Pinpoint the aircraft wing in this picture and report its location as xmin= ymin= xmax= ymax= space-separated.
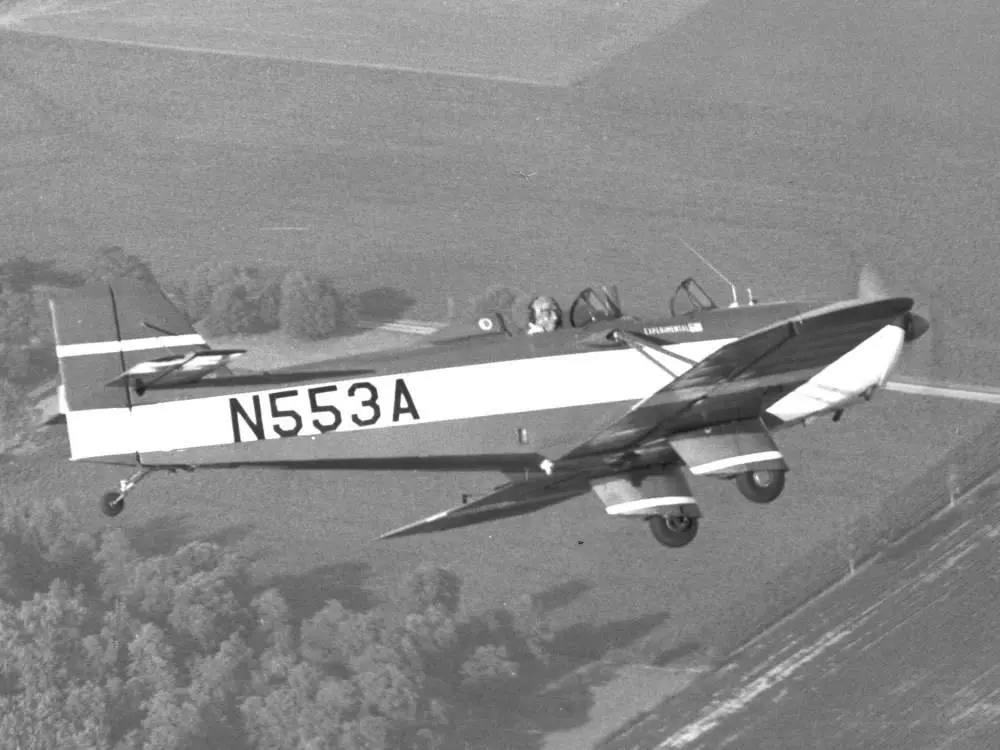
xmin=544 ymin=296 xmax=915 ymax=464
xmin=382 ymin=298 xmax=914 ymax=539
xmin=379 ymin=471 xmax=597 ymax=539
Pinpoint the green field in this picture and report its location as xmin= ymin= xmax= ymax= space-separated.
xmin=3 ymin=0 xmax=1000 ymax=742
xmin=3 ymin=0 xmax=712 ymax=85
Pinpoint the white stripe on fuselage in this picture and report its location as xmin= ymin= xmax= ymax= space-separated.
xmin=57 ymin=334 xmax=207 ymax=357
xmin=64 ymin=339 xmax=737 ymax=460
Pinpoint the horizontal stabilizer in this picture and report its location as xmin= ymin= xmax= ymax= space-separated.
xmin=669 ymin=419 xmax=786 ymax=477
xmin=105 ymin=349 xmax=247 ymax=390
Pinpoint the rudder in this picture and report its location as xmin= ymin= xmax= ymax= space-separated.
xmin=49 ymin=278 xmax=207 ymax=460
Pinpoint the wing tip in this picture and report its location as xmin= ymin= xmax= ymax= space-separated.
xmin=378 ymin=509 xmax=452 ymax=540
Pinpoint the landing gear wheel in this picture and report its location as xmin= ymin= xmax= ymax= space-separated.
xmin=735 ymin=469 xmax=786 ymax=504
xmin=648 ymin=514 xmax=699 ymax=548
xmin=100 ymin=491 xmax=125 ymax=518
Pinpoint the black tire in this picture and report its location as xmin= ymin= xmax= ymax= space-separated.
xmin=100 ymin=491 xmax=125 ymax=518
xmin=735 ymin=469 xmax=786 ymax=504
xmin=648 ymin=515 xmax=699 ymax=548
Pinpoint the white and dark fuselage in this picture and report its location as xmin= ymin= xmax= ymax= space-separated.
xmin=54 ymin=296 xmax=909 ymax=472
xmin=48 ymin=278 xmax=924 ymax=543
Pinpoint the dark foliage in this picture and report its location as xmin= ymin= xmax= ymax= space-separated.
xmin=0 ymin=257 xmax=83 ymax=294
xmin=355 ymin=287 xmax=416 ymax=322
xmin=0 ymin=500 xmax=559 ymax=749
xmin=176 ymin=263 xmax=283 ymax=336
xmin=279 ymin=271 xmax=343 ymax=340
xmin=82 ymin=245 xmax=161 ymax=289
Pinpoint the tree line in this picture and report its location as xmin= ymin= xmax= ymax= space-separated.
xmin=0 ymin=491 xmax=556 ymax=749
xmin=0 ymin=247 xmax=570 ymax=748
xmin=0 ymin=246 xmax=356 ymax=444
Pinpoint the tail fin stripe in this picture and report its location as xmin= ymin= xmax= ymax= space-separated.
xmin=56 ymin=333 xmax=206 ymax=358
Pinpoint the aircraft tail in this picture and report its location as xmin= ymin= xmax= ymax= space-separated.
xmin=49 ymin=278 xmax=208 ymax=459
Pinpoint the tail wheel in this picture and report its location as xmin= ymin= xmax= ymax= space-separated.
xmin=735 ymin=468 xmax=786 ymax=504
xmin=100 ymin=492 xmax=125 ymax=518
xmin=648 ymin=514 xmax=699 ymax=548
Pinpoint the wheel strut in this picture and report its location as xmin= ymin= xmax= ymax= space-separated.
xmin=100 ymin=462 xmax=194 ymax=518
xmin=119 ymin=465 xmax=153 ymax=496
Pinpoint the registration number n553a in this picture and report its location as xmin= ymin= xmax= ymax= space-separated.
xmin=228 ymin=378 xmax=420 ymax=442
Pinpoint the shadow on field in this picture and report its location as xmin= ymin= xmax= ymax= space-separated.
xmin=263 ymin=560 xmax=377 ymax=619
xmin=124 ymin=512 xmax=255 ymax=558
xmin=447 ymin=577 xmax=671 ymax=750
xmin=878 ymin=504 xmax=971 ymax=564
xmin=549 ymin=611 xmax=671 ymax=662
xmin=0 ymin=256 xmax=84 ymax=291
xmin=355 ymin=286 xmax=416 ymax=322
xmin=651 ymin=639 xmax=704 ymax=667
xmin=535 ymin=578 xmax=593 ymax=613
xmin=123 ymin=512 xmax=377 ymax=616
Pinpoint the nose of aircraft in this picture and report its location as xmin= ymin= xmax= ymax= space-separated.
xmin=903 ymin=311 xmax=930 ymax=342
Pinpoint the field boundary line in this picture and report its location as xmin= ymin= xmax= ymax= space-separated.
xmin=6 ymin=26 xmax=562 ymax=87
xmin=724 ymin=467 xmax=1000 ymax=663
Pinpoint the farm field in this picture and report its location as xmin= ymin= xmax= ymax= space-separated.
xmin=2 ymin=0 xmax=713 ymax=85
xmin=2 ymin=0 xmax=999 ymax=743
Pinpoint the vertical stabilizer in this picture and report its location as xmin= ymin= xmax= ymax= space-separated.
xmin=49 ymin=279 xmax=207 ymax=460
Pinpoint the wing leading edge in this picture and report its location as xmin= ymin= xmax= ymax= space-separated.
xmin=543 ymin=296 xmax=914 ymax=463
xmin=381 ymin=297 xmax=912 ymax=540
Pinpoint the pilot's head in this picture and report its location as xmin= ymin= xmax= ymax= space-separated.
xmin=529 ymin=295 xmax=562 ymax=334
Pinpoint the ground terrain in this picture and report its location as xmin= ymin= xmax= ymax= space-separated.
xmin=2 ymin=0 xmax=999 ymax=744
xmin=602 ymin=476 xmax=1000 ymax=750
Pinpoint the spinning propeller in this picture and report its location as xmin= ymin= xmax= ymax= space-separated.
xmin=857 ymin=264 xmax=931 ymax=344
xmin=858 ymin=265 xmax=1000 ymax=405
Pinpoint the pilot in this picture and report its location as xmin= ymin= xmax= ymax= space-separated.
xmin=526 ymin=295 xmax=563 ymax=335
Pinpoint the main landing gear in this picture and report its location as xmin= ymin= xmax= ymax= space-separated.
xmin=100 ymin=463 xmax=194 ymax=518
xmin=735 ymin=468 xmax=786 ymax=504
xmin=647 ymin=514 xmax=699 ymax=548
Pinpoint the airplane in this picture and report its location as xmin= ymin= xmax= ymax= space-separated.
xmin=43 ymin=256 xmax=993 ymax=550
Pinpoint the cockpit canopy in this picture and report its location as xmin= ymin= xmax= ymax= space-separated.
xmin=568 ymin=285 xmax=623 ymax=328
xmin=669 ymin=277 xmax=719 ymax=317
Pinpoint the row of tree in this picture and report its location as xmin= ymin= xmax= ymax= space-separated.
xmin=0 ymin=246 xmax=536 ymax=442
xmin=87 ymin=245 xmax=348 ymax=340
xmin=0 ymin=245 xmax=349 ymax=345
xmin=0 ymin=248 xmax=573 ymax=748
xmin=0 ymin=246 xmax=355 ymax=441
xmin=0 ymin=493 xmax=555 ymax=749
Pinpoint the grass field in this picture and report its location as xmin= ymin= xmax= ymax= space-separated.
xmin=2 ymin=7 xmax=998 ymax=385
xmin=3 ymin=0 xmax=712 ymax=85
xmin=3 ymin=0 xmax=1000 ymax=742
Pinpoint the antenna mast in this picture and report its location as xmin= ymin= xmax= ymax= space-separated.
xmin=679 ymin=239 xmax=740 ymax=307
